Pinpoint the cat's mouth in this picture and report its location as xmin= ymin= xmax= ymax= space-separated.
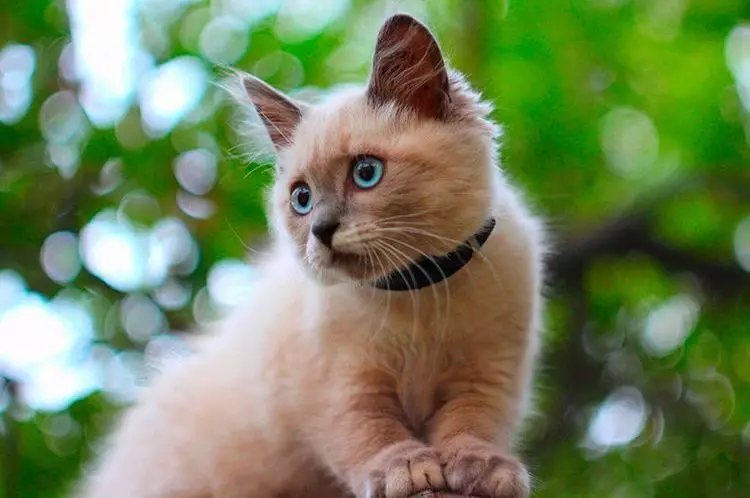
xmin=329 ymin=250 xmax=363 ymax=267
xmin=321 ymin=248 xmax=382 ymax=281
xmin=319 ymin=217 xmax=497 ymax=289
xmin=313 ymin=239 xmax=421 ymax=283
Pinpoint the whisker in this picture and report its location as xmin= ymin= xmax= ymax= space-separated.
xmin=371 ymin=224 xmax=505 ymax=289
xmin=225 ymin=217 xmax=272 ymax=257
xmin=374 ymin=239 xmax=441 ymax=345
xmin=378 ymin=235 xmax=451 ymax=342
xmin=368 ymin=243 xmax=393 ymax=339
xmin=362 ymin=246 xmax=383 ymax=324
xmin=371 ymin=240 xmax=420 ymax=340
xmin=243 ymin=162 xmax=272 ymax=180
xmin=374 ymin=211 xmax=436 ymax=224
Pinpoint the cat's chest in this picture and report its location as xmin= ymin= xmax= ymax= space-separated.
xmin=394 ymin=359 xmax=436 ymax=433
xmin=376 ymin=307 xmax=482 ymax=432
xmin=390 ymin=343 xmax=456 ymax=434
xmin=331 ymin=289 xmax=496 ymax=431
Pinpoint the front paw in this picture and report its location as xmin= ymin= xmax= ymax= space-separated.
xmin=357 ymin=441 xmax=446 ymax=498
xmin=440 ymin=440 xmax=530 ymax=498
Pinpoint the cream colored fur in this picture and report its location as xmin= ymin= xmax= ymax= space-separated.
xmin=78 ymin=14 xmax=545 ymax=498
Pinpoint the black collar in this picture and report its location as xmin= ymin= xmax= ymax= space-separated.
xmin=372 ymin=217 xmax=496 ymax=291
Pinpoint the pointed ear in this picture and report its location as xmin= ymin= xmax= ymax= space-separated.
xmin=243 ymin=75 xmax=306 ymax=149
xmin=367 ymin=14 xmax=450 ymax=120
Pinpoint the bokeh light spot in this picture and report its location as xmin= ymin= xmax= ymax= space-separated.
xmin=41 ymin=231 xmax=82 ymax=284
xmin=139 ymin=56 xmax=209 ymax=137
xmin=68 ymin=0 xmax=151 ymax=127
xmin=253 ymin=51 xmax=305 ymax=90
xmin=585 ymin=387 xmax=648 ymax=453
xmin=0 ymin=295 xmax=78 ymax=371
xmin=223 ymin=0 xmax=281 ymax=25
xmin=152 ymin=277 xmax=192 ymax=310
xmin=79 ymin=210 xmax=148 ymax=292
xmin=150 ymin=217 xmax=199 ymax=276
xmin=0 ymin=288 xmax=97 ymax=411
xmin=0 ymin=43 xmax=36 ymax=124
xmin=177 ymin=191 xmax=216 ymax=220
xmin=39 ymin=91 xmax=87 ymax=144
xmin=600 ymin=107 xmax=659 ymax=179
xmin=117 ymin=190 xmax=162 ymax=227
xmin=91 ymin=158 xmax=124 ymax=196
xmin=173 ymin=148 xmax=218 ymax=196
xmin=80 ymin=210 xmax=198 ymax=293
xmin=120 ymin=294 xmax=166 ymax=343
xmin=274 ymin=0 xmax=349 ymax=43
xmin=733 ymin=216 xmax=750 ymax=271
xmin=207 ymin=259 xmax=257 ymax=309
xmin=0 ymin=270 xmax=27 ymax=314
xmin=726 ymin=24 xmax=750 ymax=111
xmin=641 ymin=294 xmax=699 ymax=357
xmin=686 ymin=372 xmax=736 ymax=429
xmin=199 ymin=15 xmax=249 ymax=64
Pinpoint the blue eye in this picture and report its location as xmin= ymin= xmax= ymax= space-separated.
xmin=290 ymin=183 xmax=313 ymax=215
xmin=352 ymin=156 xmax=384 ymax=190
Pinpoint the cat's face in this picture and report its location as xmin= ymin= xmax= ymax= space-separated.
xmin=243 ymin=15 xmax=499 ymax=285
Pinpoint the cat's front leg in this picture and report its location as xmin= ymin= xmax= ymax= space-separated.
xmin=425 ymin=369 xmax=531 ymax=498
xmin=309 ymin=370 xmax=446 ymax=498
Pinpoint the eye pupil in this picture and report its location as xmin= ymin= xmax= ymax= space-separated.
xmin=358 ymin=164 xmax=374 ymax=181
xmin=291 ymin=183 xmax=312 ymax=215
xmin=352 ymin=156 xmax=384 ymax=189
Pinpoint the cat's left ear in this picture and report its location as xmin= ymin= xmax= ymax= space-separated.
xmin=243 ymin=75 xmax=307 ymax=149
xmin=367 ymin=14 xmax=450 ymax=120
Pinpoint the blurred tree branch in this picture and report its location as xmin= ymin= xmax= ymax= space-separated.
xmin=548 ymin=170 xmax=750 ymax=295
xmin=549 ymin=202 xmax=750 ymax=297
xmin=527 ymin=172 xmax=750 ymax=456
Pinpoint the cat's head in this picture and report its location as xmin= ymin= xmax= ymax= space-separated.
xmin=240 ymin=14 xmax=500 ymax=285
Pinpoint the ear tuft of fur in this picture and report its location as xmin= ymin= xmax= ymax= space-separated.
xmin=242 ymin=74 xmax=307 ymax=149
xmin=218 ymin=69 xmax=310 ymax=168
xmin=445 ymin=70 xmax=501 ymax=139
xmin=215 ymin=69 xmax=276 ymax=166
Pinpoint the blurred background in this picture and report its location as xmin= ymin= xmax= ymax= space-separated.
xmin=1 ymin=0 xmax=749 ymax=496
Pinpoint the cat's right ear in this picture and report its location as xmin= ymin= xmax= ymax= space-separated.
xmin=367 ymin=14 xmax=450 ymax=120
xmin=243 ymin=75 xmax=306 ymax=149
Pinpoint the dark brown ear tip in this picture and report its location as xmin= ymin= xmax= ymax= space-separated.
xmin=382 ymin=13 xmax=423 ymax=27
xmin=242 ymin=74 xmax=266 ymax=94
xmin=241 ymin=76 xmax=253 ymax=92
xmin=380 ymin=13 xmax=433 ymax=36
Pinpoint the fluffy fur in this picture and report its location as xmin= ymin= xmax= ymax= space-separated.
xmin=78 ymin=14 xmax=545 ymax=498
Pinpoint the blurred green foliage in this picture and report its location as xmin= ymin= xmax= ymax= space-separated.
xmin=1 ymin=0 xmax=750 ymax=497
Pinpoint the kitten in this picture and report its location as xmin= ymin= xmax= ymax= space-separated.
xmin=78 ymin=14 xmax=545 ymax=498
